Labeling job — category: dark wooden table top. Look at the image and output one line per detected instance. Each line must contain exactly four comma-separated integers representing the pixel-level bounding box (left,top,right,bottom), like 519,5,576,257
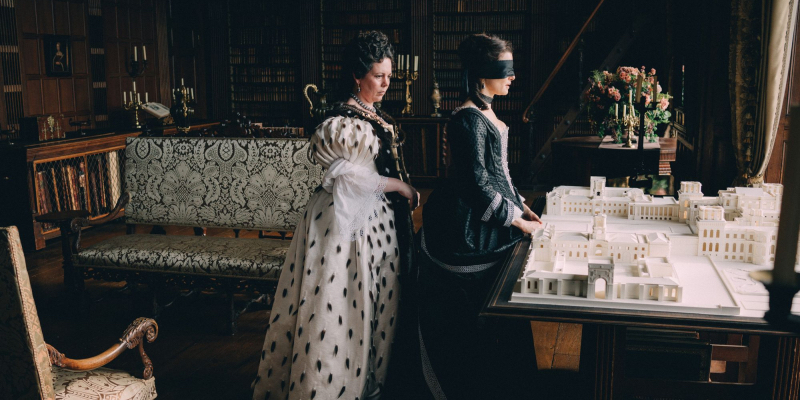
482,237,796,336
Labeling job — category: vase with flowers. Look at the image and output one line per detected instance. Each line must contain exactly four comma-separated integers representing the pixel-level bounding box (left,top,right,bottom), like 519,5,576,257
584,66,672,144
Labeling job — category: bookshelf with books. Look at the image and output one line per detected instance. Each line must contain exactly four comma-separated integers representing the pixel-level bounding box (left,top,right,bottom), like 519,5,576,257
228,1,303,126
321,0,409,115
0,131,136,250
432,0,532,179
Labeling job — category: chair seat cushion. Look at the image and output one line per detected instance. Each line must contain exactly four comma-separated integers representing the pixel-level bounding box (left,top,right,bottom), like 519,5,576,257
75,234,287,280
52,367,156,400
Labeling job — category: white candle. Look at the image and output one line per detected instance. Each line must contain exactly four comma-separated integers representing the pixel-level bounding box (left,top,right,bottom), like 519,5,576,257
136,93,140,103
142,45,146,61
123,91,127,103
190,88,194,100
132,81,136,92
414,55,419,72
623,104,627,118
615,103,619,119
628,88,633,104
145,92,149,103
406,54,409,70
772,104,800,287
134,46,138,61
398,55,403,70
181,78,185,87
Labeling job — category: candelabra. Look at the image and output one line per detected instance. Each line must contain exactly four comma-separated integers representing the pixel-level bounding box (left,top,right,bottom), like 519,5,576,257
621,104,638,148
396,66,418,116
126,46,148,78
123,91,144,129
170,84,194,134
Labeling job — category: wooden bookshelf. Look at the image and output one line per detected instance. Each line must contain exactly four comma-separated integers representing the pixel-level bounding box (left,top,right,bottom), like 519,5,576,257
432,0,531,178
228,1,303,126
0,131,138,250
321,0,409,115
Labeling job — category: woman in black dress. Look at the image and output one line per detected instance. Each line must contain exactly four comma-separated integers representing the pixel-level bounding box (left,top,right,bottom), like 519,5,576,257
417,33,541,400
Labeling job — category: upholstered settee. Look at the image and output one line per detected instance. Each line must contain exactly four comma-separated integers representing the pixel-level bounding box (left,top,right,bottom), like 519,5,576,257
69,137,323,333
0,226,158,400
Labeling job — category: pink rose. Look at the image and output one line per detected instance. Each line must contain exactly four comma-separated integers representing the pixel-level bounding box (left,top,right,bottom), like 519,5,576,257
650,68,656,75
644,94,651,106
659,98,669,110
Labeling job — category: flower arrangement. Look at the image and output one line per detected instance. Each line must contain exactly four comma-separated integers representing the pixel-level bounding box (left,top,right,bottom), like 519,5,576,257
583,66,672,143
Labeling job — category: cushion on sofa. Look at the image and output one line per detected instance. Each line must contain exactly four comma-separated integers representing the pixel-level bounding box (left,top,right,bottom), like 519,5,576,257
74,234,288,280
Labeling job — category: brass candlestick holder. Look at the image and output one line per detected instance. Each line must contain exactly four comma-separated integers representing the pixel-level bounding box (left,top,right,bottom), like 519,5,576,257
170,85,194,134
123,92,144,129
396,67,418,116
621,104,638,148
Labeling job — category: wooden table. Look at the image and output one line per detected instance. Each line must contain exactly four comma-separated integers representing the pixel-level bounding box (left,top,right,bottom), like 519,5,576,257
551,136,677,186
35,210,89,291
482,238,800,399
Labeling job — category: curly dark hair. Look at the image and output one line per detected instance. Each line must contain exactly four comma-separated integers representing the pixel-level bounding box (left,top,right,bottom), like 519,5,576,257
457,33,513,109
340,31,394,100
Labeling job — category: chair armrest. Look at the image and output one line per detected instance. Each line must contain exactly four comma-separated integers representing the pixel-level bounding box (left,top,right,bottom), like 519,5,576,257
46,317,158,379
70,192,130,253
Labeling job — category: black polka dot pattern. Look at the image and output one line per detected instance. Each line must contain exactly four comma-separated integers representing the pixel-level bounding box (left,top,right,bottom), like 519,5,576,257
252,116,401,400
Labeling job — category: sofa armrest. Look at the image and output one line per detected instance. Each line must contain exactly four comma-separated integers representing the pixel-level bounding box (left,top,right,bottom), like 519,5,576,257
46,317,158,379
70,192,130,253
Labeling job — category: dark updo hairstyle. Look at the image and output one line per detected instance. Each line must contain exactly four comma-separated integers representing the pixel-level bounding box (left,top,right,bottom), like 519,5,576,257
457,33,513,110
340,31,394,101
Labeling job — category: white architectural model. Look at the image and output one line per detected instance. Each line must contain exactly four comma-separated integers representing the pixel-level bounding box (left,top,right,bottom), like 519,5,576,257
516,177,786,305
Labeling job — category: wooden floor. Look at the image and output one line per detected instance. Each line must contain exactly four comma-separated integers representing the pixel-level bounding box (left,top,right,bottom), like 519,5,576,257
24,189,582,399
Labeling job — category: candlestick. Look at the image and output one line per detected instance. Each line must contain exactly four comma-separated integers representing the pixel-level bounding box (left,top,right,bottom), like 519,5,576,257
142,45,146,61
396,62,418,116
134,46,138,61
634,74,644,103
414,55,419,72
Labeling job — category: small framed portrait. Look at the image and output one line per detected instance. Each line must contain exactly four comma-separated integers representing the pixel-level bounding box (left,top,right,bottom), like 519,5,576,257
44,35,71,77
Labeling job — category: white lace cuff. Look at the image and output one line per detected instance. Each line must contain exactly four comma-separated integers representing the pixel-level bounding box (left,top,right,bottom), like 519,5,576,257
482,192,503,222
321,159,388,241
504,198,522,227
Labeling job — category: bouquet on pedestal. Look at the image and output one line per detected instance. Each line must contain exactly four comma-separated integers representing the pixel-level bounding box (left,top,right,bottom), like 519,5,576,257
583,66,672,143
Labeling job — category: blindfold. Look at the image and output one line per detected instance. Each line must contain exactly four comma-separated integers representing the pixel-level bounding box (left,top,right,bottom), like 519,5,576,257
472,60,515,79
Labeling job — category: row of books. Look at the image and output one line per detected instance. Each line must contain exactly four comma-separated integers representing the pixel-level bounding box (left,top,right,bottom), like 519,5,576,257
231,46,294,57
322,28,404,46
434,14,528,32
434,32,525,51
230,29,292,46
434,0,530,13
325,11,405,26
35,152,122,226
231,88,298,103
230,54,296,66
231,67,297,83
324,0,406,12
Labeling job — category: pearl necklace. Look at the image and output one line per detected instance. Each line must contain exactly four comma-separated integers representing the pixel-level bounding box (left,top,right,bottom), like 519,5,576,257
349,93,377,114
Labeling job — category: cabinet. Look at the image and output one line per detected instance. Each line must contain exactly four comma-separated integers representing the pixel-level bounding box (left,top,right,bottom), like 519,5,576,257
395,117,448,186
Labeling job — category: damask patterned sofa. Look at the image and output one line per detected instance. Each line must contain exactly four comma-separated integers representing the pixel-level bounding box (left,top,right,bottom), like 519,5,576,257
0,226,159,400
69,137,324,333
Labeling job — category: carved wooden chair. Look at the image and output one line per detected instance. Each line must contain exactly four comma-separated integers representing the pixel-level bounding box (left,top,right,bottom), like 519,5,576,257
0,226,159,400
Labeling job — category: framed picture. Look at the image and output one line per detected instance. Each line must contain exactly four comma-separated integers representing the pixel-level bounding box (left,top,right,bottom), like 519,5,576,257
44,35,71,77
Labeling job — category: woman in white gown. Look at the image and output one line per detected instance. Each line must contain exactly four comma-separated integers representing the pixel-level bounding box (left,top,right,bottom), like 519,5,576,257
252,31,419,400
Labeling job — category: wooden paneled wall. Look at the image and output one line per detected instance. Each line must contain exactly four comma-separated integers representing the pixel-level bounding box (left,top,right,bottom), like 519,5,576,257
1,0,166,132
17,0,93,130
